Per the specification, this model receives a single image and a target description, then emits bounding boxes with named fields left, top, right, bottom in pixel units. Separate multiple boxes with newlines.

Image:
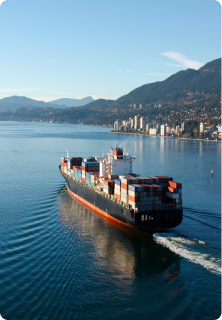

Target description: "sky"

left=0, top=0, right=221, bottom=102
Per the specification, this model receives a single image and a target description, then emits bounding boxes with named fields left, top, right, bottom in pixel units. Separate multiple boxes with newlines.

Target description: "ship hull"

left=60, top=169, right=183, bottom=233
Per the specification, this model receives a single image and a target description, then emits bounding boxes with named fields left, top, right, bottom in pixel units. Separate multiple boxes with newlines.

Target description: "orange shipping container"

left=169, top=181, right=182, bottom=189
left=168, top=186, right=176, bottom=193
left=121, top=183, right=128, bottom=190
left=114, top=194, right=121, bottom=200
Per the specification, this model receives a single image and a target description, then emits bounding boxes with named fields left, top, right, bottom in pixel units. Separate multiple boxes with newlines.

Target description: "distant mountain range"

left=0, top=95, right=94, bottom=112
left=48, top=96, right=94, bottom=107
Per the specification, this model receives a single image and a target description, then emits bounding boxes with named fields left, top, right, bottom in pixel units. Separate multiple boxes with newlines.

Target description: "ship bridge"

left=95, top=147, right=136, bottom=178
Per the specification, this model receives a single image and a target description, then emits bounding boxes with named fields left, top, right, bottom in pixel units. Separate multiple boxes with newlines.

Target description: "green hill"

left=114, top=58, right=221, bottom=107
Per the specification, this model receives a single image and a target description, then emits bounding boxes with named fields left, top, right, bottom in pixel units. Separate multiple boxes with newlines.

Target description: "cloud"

left=50, top=60, right=55, bottom=62
left=161, top=51, right=204, bottom=69
left=145, top=73, right=172, bottom=76
left=165, top=63, right=186, bottom=68
left=0, top=0, right=6, bottom=6
left=127, top=70, right=134, bottom=73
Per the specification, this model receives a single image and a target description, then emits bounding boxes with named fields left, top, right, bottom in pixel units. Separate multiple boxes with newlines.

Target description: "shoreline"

left=110, top=131, right=221, bottom=142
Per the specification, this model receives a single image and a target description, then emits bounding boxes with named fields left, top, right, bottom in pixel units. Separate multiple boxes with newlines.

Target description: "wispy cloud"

left=161, top=51, right=204, bottom=70
left=127, top=70, right=134, bottom=73
left=0, top=0, right=6, bottom=6
left=145, top=73, right=171, bottom=76
left=50, top=59, right=55, bottom=62
left=165, top=63, right=186, bottom=68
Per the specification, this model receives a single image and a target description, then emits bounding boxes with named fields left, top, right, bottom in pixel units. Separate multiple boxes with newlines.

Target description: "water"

left=0, top=122, right=221, bottom=320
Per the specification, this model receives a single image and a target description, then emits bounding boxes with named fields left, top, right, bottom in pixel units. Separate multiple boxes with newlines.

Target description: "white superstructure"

left=96, top=147, right=136, bottom=180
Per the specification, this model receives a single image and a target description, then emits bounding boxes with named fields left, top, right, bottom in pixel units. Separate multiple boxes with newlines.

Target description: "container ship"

left=59, top=147, right=183, bottom=233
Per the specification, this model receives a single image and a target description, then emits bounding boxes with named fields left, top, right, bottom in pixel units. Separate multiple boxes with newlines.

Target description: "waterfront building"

left=130, top=118, right=134, bottom=129
left=146, top=123, right=150, bottom=132
left=114, top=119, right=119, bottom=131
left=166, top=126, right=171, bottom=134
left=175, top=125, right=180, bottom=135
left=200, top=122, right=206, bottom=133
left=134, top=115, right=140, bottom=130
left=160, top=124, right=166, bottom=136
left=149, top=128, right=157, bottom=135
left=140, top=116, right=145, bottom=130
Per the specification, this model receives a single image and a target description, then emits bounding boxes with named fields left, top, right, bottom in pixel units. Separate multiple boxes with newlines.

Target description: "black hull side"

left=60, top=170, right=183, bottom=233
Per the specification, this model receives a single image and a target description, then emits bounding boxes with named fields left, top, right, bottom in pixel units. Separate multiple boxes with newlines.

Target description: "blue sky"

left=0, top=0, right=220, bottom=102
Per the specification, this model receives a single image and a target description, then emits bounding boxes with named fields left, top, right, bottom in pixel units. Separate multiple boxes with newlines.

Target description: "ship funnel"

left=67, top=147, right=69, bottom=159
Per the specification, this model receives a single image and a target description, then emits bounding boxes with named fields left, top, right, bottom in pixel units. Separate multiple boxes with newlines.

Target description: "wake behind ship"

left=59, top=147, right=183, bottom=233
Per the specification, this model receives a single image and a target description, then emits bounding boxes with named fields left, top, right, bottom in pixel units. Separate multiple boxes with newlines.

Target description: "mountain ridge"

left=0, top=95, right=94, bottom=112
left=48, top=96, right=94, bottom=107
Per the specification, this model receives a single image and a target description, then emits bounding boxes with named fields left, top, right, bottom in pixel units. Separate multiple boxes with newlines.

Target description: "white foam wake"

left=153, top=233, right=221, bottom=275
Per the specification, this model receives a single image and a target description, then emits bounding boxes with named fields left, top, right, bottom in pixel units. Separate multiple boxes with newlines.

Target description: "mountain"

left=114, top=58, right=221, bottom=107
left=0, top=96, right=65, bottom=112
left=48, top=96, right=94, bottom=107
left=0, top=95, right=94, bottom=112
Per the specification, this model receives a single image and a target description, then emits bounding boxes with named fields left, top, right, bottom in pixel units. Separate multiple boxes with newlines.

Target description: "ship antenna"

left=67, top=147, right=69, bottom=159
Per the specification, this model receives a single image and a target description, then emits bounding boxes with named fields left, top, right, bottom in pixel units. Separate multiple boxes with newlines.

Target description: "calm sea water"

left=0, top=121, right=221, bottom=320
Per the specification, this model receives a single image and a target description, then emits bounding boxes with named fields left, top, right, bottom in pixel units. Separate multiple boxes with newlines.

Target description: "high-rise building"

left=130, top=118, right=134, bottom=129
left=175, top=125, right=180, bottom=134
left=114, top=119, right=119, bottom=131
left=181, top=122, right=187, bottom=132
left=200, top=122, right=206, bottom=133
left=140, top=116, right=145, bottom=130
left=160, top=124, right=166, bottom=136
left=134, top=115, right=140, bottom=130
left=146, top=123, right=150, bottom=132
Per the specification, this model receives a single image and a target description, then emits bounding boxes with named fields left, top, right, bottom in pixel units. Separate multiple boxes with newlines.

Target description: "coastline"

left=110, top=131, right=221, bottom=142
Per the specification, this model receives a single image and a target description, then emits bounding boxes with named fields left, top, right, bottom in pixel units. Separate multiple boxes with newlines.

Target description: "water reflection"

left=58, top=187, right=181, bottom=283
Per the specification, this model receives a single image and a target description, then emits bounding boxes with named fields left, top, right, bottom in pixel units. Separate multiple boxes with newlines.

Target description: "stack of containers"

left=63, top=157, right=82, bottom=177
left=166, top=181, right=182, bottom=205
left=81, top=159, right=99, bottom=183
left=90, top=173, right=99, bottom=187
left=128, top=184, right=162, bottom=211
left=156, top=176, right=173, bottom=192
left=114, top=179, right=121, bottom=200
left=120, top=177, right=133, bottom=203
left=77, top=167, right=82, bottom=181
left=61, top=158, right=68, bottom=173
left=73, top=166, right=79, bottom=179
left=103, top=179, right=114, bottom=195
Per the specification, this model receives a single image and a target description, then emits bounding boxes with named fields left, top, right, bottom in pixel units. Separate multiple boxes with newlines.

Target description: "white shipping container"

left=82, top=171, right=86, bottom=178
left=121, top=188, right=128, bottom=195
